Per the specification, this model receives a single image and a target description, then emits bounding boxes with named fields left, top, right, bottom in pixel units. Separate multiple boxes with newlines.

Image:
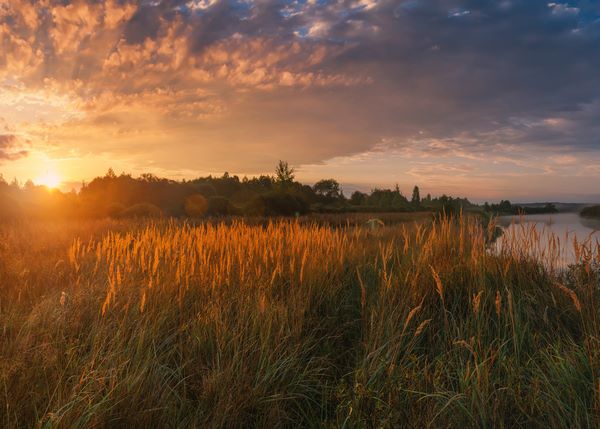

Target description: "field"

left=1, top=214, right=599, bottom=428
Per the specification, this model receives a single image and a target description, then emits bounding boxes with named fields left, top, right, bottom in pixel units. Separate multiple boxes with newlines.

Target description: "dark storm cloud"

left=151, top=0, right=600, bottom=157
left=314, top=0, right=600, bottom=151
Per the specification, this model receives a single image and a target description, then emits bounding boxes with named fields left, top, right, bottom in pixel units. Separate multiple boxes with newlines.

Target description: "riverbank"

left=581, top=205, right=600, bottom=219
left=497, top=212, right=600, bottom=267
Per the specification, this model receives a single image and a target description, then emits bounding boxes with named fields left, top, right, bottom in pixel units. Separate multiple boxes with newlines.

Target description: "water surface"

left=497, top=212, right=600, bottom=267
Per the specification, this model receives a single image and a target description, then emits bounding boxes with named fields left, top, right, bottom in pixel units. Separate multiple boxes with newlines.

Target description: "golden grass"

left=0, top=214, right=598, bottom=428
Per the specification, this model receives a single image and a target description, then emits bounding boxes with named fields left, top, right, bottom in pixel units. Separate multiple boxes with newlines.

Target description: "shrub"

left=206, top=196, right=231, bottom=216
left=184, top=194, right=208, bottom=217
left=580, top=205, right=600, bottom=218
left=246, top=192, right=309, bottom=216
left=105, top=202, right=126, bottom=218
left=194, top=183, right=217, bottom=198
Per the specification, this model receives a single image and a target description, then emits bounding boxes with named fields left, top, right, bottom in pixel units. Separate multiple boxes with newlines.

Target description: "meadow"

left=0, top=214, right=599, bottom=428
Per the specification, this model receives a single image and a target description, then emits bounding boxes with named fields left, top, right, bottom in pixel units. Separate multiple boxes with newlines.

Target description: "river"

left=496, top=212, right=600, bottom=268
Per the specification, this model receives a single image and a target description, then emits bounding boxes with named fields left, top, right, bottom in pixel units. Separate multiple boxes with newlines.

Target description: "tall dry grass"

left=0, top=214, right=598, bottom=428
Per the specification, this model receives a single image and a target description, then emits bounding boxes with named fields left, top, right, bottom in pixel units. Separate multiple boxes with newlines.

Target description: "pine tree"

left=411, top=186, right=421, bottom=206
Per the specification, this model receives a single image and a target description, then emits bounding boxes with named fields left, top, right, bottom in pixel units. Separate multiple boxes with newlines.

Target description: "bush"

left=194, top=183, right=217, bottom=198
left=117, top=203, right=162, bottom=218
left=105, top=202, right=126, bottom=218
left=184, top=194, right=208, bottom=217
left=580, top=205, right=600, bottom=219
left=206, top=196, right=231, bottom=216
left=246, top=192, right=309, bottom=216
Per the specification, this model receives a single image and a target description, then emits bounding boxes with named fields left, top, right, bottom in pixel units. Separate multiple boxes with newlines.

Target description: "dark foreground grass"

left=0, top=215, right=599, bottom=428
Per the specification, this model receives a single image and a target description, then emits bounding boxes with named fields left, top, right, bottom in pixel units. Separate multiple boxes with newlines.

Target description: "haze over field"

left=1, top=0, right=600, bottom=201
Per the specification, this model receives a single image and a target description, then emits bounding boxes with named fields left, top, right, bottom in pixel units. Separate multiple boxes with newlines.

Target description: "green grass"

left=0, top=215, right=599, bottom=428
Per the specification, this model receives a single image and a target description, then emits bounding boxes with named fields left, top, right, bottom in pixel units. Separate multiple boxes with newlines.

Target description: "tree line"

left=0, top=161, right=478, bottom=219
left=482, top=200, right=558, bottom=215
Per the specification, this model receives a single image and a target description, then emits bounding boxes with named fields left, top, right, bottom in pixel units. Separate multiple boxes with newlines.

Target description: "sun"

left=35, top=171, right=61, bottom=189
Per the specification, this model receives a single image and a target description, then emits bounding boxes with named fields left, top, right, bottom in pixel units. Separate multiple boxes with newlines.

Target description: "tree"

left=313, top=179, right=341, bottom=200
left=275, top=160, right=295, bottom=190
left=184, top=194, right=208, bottom=217
left=247, top=192, right=309, bottom=216
left=411, top=186, right=421, bottom=206
left=206, top=196, right=231, bottom=216
left=438, top=194, right=454, bottom=214
left=140, top=173, right=160, bottom=182
left=390, top=184, right=408, bottom=207
left=350, top=191, right=367, bottom=206
left=194, top=183, right=217, bottom=197
left=499, top=200, right=512, bottom=213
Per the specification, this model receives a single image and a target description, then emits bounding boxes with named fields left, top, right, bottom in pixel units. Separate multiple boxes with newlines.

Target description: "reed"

left=0, top=214, right=598, bottom=427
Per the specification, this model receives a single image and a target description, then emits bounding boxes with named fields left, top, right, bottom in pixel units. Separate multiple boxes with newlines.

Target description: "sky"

left=1, top=0, right=600, bottom=202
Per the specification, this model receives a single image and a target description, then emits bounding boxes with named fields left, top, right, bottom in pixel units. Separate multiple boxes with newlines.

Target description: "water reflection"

left=496, top=213, right=600, bottom=268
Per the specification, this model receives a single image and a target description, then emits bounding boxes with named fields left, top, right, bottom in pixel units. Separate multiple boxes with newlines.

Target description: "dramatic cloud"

left=0, top=0, right=599, bottom=199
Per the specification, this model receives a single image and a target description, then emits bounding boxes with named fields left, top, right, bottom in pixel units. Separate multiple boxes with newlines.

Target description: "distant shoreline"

left=580, top=205, right=600, bottom=219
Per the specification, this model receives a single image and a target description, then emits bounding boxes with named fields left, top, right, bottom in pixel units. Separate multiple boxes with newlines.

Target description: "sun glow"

left=35, top=170, right=61, bottom=189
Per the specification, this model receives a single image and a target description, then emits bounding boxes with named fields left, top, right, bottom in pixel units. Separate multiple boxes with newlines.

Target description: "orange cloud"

left=0, top=134, right=28, bottom=161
